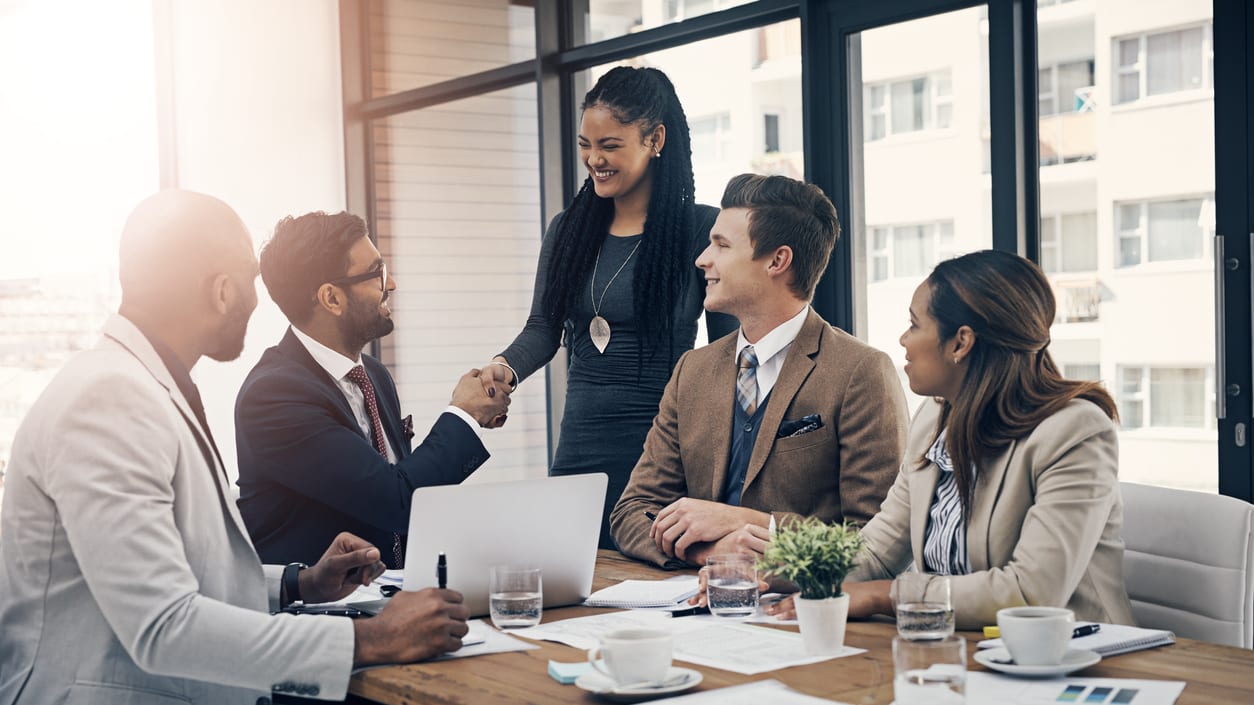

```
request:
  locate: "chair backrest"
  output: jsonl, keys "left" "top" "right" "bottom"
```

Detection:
{"left": 1120, "top": 481, "right": 1254, "bottom": 648}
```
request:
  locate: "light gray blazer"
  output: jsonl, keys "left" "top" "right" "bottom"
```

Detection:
{"left": 850, "top": 398, "right": 1135, "bottom": 630}
{"left": 0, "top": 315, "right": 354, "bottom": 705}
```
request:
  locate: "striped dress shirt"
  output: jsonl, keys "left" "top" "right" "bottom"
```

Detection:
{"left": 922, "top": 429, "right": 972, "bottom": 575}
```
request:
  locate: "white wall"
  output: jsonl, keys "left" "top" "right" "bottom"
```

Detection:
{"left": 161, "top": 0, "right": 346, "bottom": 482}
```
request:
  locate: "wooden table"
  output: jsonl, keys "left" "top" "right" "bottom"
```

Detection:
{"left": 349, "top": 551, "right": 1254, "bottom": 704}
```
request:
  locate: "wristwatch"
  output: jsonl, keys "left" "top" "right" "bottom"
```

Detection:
{"left": 283, "top": 562, "right": 308, "bottom": 607}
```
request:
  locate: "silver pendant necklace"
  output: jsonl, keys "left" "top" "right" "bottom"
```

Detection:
{"left": 589, "top": 238, "right": 643, "bottom": 354}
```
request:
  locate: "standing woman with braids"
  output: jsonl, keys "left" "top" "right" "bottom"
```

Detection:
{"left": 732, "top": 251, "right": 1134, "bottom": 628}
{"left": 480, "top": 66, "right": 735, "bottom": 548}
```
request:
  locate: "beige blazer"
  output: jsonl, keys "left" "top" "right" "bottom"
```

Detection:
{"left": 611, "top": 309, "right": 908, "bottom": 567}
{"left": 850, "top": 398, "right": 1136, "bottom": 629}
{"left": 0, "top": 316, "right": 354, "bottom": 705}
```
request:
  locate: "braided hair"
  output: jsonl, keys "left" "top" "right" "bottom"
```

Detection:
{"left": 540, "top": 66, "right": 697, "bottom": 366}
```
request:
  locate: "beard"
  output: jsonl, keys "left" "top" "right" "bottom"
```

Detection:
{"left": 343, "top": 289, "right": 395, "bottom": 353}
{"left": 205, "top": 296, "right": 252, "bottom": 362}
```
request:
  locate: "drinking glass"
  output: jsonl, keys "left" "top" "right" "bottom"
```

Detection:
{"left": 892, "top": 635, "right": 967, "bottom": 705}
{"left": 488, "top": 566, "right": 542, "bottom": 629}
{"left": 705, "top": 554, "right": 758, "bottom": 618}
{"left": 891, "top": 572, "right": 954, "bottom": 640}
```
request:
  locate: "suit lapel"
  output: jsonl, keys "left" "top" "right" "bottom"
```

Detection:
{"left": 704, "top": 336, "right": 739, "bottom": 501}
{"left": 966, "top": 440, "right": 1017, "bottom": 572}
{"left": 277, "top": 328, "right": 364, "bottom": 439}
{"left": 741, "top": 310, "right": 821, "bottom": 493}
{"left": 103, "top": 316, "right": 254, "bottom": 544}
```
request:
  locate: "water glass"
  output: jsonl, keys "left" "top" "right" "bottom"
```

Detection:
{"left": 892, "top": 635, "right": 967, "bottom": 705}
{"left": 891, "top": 572, "right": 954, "bottom": 640}
{"left": 705, "top": 554, "right": 758, "bottom": 618}
{"left": 488, "top": 566, "right": 542, "bottom": 629}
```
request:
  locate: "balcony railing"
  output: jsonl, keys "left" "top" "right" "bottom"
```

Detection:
{"left": 1053, "top": 277, "right": 1102, "bottom": 323}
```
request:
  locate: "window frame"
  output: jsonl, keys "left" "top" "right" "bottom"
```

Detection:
{"left": 1113, "top": 23, "right": 1215, "bottom": 107}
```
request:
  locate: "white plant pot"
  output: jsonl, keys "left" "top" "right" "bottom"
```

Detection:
{"left": 794, "top": 594, "right": 850, "bottom": 656}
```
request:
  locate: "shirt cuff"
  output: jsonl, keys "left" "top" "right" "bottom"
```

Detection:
{"left": 445, "top": 405, "right": 484, "bottom": 438}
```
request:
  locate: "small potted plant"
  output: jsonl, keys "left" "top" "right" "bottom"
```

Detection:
{"left": 757, "top": 517, "right": 864, "bottom": 655}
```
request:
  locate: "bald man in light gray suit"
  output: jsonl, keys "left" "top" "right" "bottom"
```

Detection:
{"left": 0, "top": 191, "right": 469, "bottom": 705}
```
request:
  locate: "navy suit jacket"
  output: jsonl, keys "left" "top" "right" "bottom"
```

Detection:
{"left": 235, "top": 328, "right": 489, "bottom": 568}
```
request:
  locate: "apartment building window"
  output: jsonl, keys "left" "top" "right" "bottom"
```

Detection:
{"left": 868, "top": 221, "right": 955, "bottom": 282}
{"left": 1114, "top": 25, "right": 1213, "bottom": 104}
{"left": 1039, "top": 60, "right": 1094, "bottom": 117}
{"left": 864, "top": 71, "right": 952, "bottom": 141}
{"left": 1040, "top": 212, "right": 1097, "bottom": 273}
{"left": 1118, "top": 366, "right": 1213, "bottom": 430}
{"left": 1116, "top": 196, "right": 1212, "bottom": 267}
{"left": 1063, "top": 363, "right": 1101, "bottom": 382}
{"left": 689, "top": 112, "right": 733, "bottom": 162}
{"left": 764, "top": 113, "right": 780, "bottom": 153}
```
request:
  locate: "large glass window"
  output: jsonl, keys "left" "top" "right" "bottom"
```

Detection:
{"left": 1043, "top": 0, "right": 1216, "bottom": 493}
{"left": 372, "top": 86, "right": 547, "bottom": 484}
{"left": 855, "top": 7, "right": 993, "bottom": 412}
{"left": 367, "top": 0, "right": 535, "bottom": 96}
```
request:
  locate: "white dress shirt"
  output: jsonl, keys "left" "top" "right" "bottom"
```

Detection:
{"left": 734, "top": 305, "right": 810, "bottom": 407}
{"left": 289, "top": 327, "right": 480, "bottom": 460}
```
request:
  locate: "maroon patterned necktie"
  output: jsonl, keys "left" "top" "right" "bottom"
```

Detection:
{"left": 345, "top": 364, "right": 403, "bottom": 568}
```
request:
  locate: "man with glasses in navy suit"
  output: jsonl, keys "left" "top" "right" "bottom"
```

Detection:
{"left": 235, "top": 211, "right": 510, "bottom": 570}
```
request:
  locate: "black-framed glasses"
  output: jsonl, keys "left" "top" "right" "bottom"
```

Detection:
{"left": 328, "top": 263, "right": 387, "bottom": 292}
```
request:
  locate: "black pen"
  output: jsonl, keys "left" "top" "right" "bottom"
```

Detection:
{"left": 669, "top": 605, "right": 709, "bottom": 618}
{"left": 1072, "top": 623, "right": 1101, "bottom": 638}
{"left": 437, "top": 552, "right": 447, "bottom": 589}
{"left": 645, "top": 511, "right": 657, "bottom": 521}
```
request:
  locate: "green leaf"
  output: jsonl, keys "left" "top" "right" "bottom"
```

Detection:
{"left": 756, "top": 517, "right": 864, "bottom": 600}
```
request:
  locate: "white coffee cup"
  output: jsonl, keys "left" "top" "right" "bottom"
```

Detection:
{"left": 996, "top": 606, "right": 1075, "bottom": 666}
{"left": 586, "top": 628, "right": 673, "bottom": 686}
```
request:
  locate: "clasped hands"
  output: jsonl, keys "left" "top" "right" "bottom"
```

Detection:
{"left": 450, "top": 364, "right": 513, "bottom": 429}
{"left": 647, "top": 498, "right": 772, "bottom": 565}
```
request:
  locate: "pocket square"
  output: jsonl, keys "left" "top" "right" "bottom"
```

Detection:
{"left": 777, "top": 414, "right": 823, "bottom": 439}
{"left": 401, "top": 414, "right": 415, "bottom": 441}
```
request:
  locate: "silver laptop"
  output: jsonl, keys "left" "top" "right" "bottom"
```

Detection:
{"left": 401, "top": 473, "right": 607, "bottom": 617}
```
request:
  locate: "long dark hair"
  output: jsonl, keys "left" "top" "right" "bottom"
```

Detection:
{"left": 540, "top": 66, "right": 696, "bottom": 363}
{"left": 925, "top": 250, "right": 1118, "bottom": 515}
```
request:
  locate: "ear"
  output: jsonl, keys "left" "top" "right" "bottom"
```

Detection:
{"left": 648, "top": 123, "right": 666, "bottom": 155}
{"left": 764, "top": 245, "right": 794, "bottom": 279}
{"left": 208, "top": 274, "right": 232, "bottom": 315}
{"left": 949, "top": 325, "right": 976, "bottom": 364}
{"left": 315, "top": 282, "right": 348, "bottom": 317}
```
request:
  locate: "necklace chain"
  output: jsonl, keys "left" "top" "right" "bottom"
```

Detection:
{"left": 590, "top": 239, "right": 643, "bottom": 315}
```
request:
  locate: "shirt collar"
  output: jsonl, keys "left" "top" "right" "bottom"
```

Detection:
{"left": 926, "top": 428, "right": 954, "bottom": 474}
{"left": 736, "top": 305, "right": 809, "bottom": 365}
{"left": 290, "top": 325, "right": 360, "bottom": 382}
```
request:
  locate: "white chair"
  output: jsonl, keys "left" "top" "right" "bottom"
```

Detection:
{"left": 1120, "top": 481, "right": 1254, "bottom": 648}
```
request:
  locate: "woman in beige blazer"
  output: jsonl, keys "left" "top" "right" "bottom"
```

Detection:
{"left": 741, "top": 250, "right": 1135, "bottom": 629}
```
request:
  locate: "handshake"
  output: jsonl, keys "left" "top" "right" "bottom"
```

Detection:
{"left": 449, "top": 358, "right": 517, "bottom": 429}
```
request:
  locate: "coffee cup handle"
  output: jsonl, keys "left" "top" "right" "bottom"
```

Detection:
{"left": 587, "top": 646, "right": 615, "bottom": 680}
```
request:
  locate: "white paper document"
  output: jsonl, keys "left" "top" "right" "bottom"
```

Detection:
{"left": 508, "top": 610, "right": 686, "bottom": 650}
{"left": 671, "top": 623, "right": 865, "bottom": 675}
{"left": 978, "top": 623, "right": 1175, "bottom": 657}
{"left": 351, "top": 620, "right": 534, "bottom": 673}
{"left": 966, "top": 672, "right": 1185, "bottom": 705}
{"left": 648, "top": 678, "right": 854, "bottom": 704}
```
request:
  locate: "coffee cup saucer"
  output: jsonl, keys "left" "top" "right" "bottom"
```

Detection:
{"left": 974, "top": 647, "right": 1101, "bottom": 677}
{"left": 575, "top": 666, "right": 702, "bottom": 701}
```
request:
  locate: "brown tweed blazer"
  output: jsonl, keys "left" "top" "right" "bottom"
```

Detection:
{"left": 610, "top": 308, "right": 909, "bottom": 567}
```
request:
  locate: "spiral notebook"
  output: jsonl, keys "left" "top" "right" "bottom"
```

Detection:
{"left": 978, "top": 622, "right": 1175, "bottom": 657}
{"left": 583, "top": 576, "right": 701, "bottom": 608}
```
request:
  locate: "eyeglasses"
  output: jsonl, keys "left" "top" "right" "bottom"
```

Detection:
{"left": 328, "top": 263, "right": 387, "bottom": 292}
